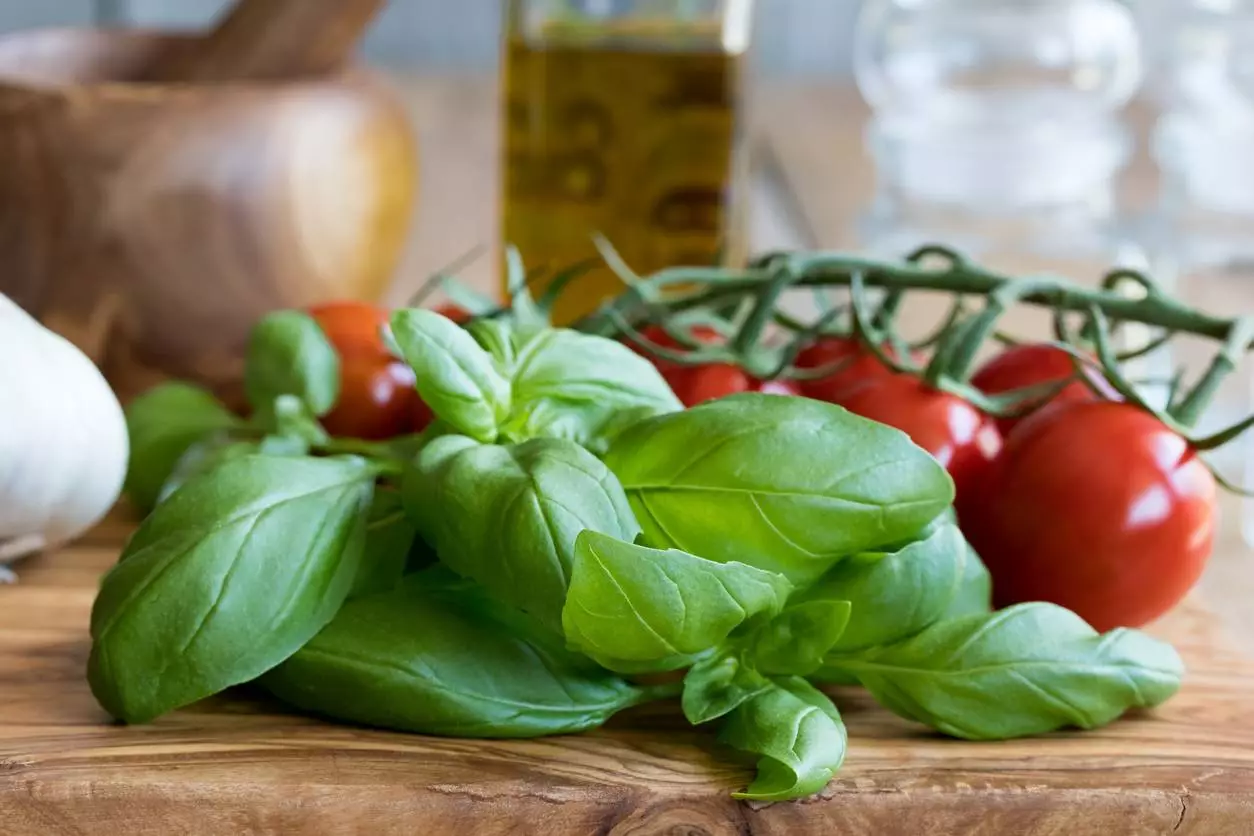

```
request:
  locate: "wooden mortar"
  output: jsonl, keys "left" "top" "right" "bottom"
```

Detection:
{"left": 0, "top": 27, "right": 417, "bottom": 404}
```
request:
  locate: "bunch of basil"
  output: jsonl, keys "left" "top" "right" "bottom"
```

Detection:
{"left": 91, "top": 308, "right": 1185, "bottom": 803}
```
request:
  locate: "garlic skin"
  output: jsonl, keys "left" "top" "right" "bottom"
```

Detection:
{"left": 0, "top": 294, "right": 129, "bottom": 569}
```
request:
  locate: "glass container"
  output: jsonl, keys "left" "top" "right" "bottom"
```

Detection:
{"left": 502, "top": 0, "right": 754, "bottom": 324}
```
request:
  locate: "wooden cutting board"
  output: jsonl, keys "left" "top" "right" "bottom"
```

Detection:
{"left": 0, "top": 510, "right": 1252, "bottom": 836}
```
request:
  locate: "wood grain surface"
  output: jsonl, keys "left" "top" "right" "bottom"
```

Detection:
{"left": 0, "top": 28, "right": 416, "bottom": 405}
{"left": 0, "top": 511, "right": 1252, "bottom": 835}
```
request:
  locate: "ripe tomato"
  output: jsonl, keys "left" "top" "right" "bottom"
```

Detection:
{"left": 956, "top": 401, "right": 1216, "bottom": 632}
{"left": 972, "top": 344, "right": 1110, "bottom": 435}
{"left": 308, "top": 301, "right": 390, "bottom": 355}
{"left": 626, "top": 324, "right": 721, "bottom": 375}
{"left": 669, "top": 364, "right": 800, "bottom": 407}
{"left": 839, "top": 375, "right": 1003, "bottom": 491}
{"left": 795, "top": 337, "right": 907, "bottom": 406}
{"left": 322, "top": 354, "right": 422, "bottom": 441}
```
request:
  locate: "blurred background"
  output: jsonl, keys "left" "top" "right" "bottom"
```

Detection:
{"left": 1, "top": 0, "right": 1170, "bottom": 82}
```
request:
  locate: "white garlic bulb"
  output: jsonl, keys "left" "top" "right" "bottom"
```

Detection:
{"left": 0, "top": 294, "right": 129, "bottom": 574}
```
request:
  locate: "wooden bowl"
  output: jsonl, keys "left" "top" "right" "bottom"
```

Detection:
{"left": 0, "top": 28, "right": 417, "bottom": 404}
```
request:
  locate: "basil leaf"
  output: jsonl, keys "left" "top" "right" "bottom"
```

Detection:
{"left": 800, "top": 524, "right": 974, "bottom": 654}
{"left": 468, "top": 317, "right": 532, "bottom": 372}
{"left": 404, "top": 436, "right": 639, "bottom": 633}
{"left": 720, "top": 677, "right": 848, "bottom": 802}
{"left": 604, "top": 394, "right": 953, "bottom": 584}
{"left": 157, "top": 436, "right": 258, "bottom": 505}
{"left": 88, "top": 456, "right": 375, "bottom": 724}
{"left": 682, "top": 649, "right": 771, "bottom": 725}
{"left": 124, "top": 383, "right": 243, "bottom": 512}
{"left": 503, "top": 329, "right": 682, "bottom": 454}
{"left": 245, "top": 311, "right": 340, "bottom": 417}
{"left": 350, "top": 489, "right": 417, "bottom": 600}
{"left": 829, "top": 603, "right": 1185, "bottom": 740}
{"left": 562, "top": 532, "right": 793, "bottom": 673}
{"left": 748, "top": 600, "right": 851, "bottom": 676}
{"left": 390, "top": 309, "right": 511, "bottom": 443}
{"left": 263, "top": 570, "right": 646, "bottom": 738}
{"left": 944, "top": 542, "right": 993, "bottom": 619}
{"left": 266, "top": 394, "right": 330, "bottom": 447}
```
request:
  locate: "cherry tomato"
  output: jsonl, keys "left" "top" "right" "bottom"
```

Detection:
{"left": 956, "top": 401, "right": 1215, "bottom": 632}
{"left": 839, "top": 375, "right": 1003, "bottom": 491}
{"left": 972, "top": 344, "right": 1111, "bottom": 435}
{"left": 626, "top": 324, "right": 721, "bottom": 375}
{"left": 669, "top": 364, "right": 801, "bottom": 407}
{"left": 433, "top": 303, "right": 472, "bottom": 325}
{"left": 321, "top": 353, "right": 422, "bottom": 441}
{"left": 795, "top": 337, "right": 909, "bottom": 406}
{"left": 308, "top": 301, "right": 390, "bottom": 354}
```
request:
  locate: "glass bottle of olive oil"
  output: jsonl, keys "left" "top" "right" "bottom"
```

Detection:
{"left": 503, "top": 0, "right": 754, "bottom": 324}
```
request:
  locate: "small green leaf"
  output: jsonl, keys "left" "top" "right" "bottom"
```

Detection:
{"left": 682, "top": 649, "right": 771, "bottom": 725}
{"left": 943, "top": 542, "right": 993, "bottom": 619}
{"left": 828, "top": 603, "right": 1185, "bottom": 740}
{"left": 503, "top": 328, "right": 682, "bottom": 454}
{"left": 604, "top": 394, "right": 953, "bottom": 584}
{"left": 264, "top": 569, "right": 646, "bottom": 738}
{"left": 562, "top": 532, "right": 793, "bottom": 674}
{"left": 350, "top": 489, "right": 417, "bottom": 600}
{"left": 404, "top": 437, "right": 639, "bottom": 633}
{"left": 245, "top": 311, "right": 341, "bottom": 417}
{"left": 390, "top": 309, "right": 511, "bottom": 443}
{"left": 88, "top": 456, "right": 375, "bottom": 724}
{"left": 748, "top": 600, "right": 851, "bottom": 677}
{"left": 124, "top": 383, "right": 243, "bottom": 512}
{"left": 720, "top": 677, "right": 848, "bottom": 802}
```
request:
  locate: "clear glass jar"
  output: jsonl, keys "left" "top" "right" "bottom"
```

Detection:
{"left": 502, "top": 0, "right": 755, "bottom": 324}
{"left": 852, "top": 0, "right": 1156, "bottom": 385}
{"left": 1150, "top": 0, "right": 1254, "bottom": 556}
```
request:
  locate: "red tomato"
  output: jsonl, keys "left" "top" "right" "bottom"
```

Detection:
{"left": 839, "top": 375, "right": 1003, "bottom": 491}
{"left": 433, "top": 303, "right": 472, "bottom": 325}
{"left": 627, "top": 324, "right": 721, "bottom": 374}
{"left": 956, "top": 401, "right": 1215, "bottom": 632}
{"left": 972, "top": 344, "right": 1110, "bottom": 435}
{"left": 321, "top": 353, "right": 422, "bottom": 441}
{"left": 308, "top": 301, "right": 389, "bottom": 354}
{"left": 669, "top": 364, "right": 801, "bottom": 407}
{"left": 795, "top": 337, "right": 907, "bottom": 406}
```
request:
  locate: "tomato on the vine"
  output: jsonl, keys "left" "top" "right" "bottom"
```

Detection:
{"left": 839, "top": 375, "right": 1003, "bottom": 492}
{"left": 322, "top": 354, "right": 421, "bottom": 441}
{"left": 668, "top": 364, "right": 800, "bottom": 407}
{"left": 795, "top": 337, "right": 909, "bottom": 406}
{"left": 306, "top": 300, "right": 462, "bottom": 440}
{"left": 956, "top": 400, "right": 1215, "bottom": 632}
{"left": 972, "top": 343, "right": 1109, "bottom": 434}
{"left": 626, "top": 324, "right": 720, "bottom": 377}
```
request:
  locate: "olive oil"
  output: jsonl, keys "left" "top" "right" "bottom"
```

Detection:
{"left": 502, "top": 19, "right": 749, "bottom": 324}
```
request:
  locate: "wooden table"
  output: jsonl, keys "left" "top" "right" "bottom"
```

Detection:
{"left": 3, "top": 76, "right": 1254, "bottom": 835}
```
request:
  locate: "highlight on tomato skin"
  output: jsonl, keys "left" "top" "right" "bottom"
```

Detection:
{"left": 956, "top": 400, "right": 1216, "bottom": 633}
{"left": 838, "top": 374, "right": 1003, "bottom": 495}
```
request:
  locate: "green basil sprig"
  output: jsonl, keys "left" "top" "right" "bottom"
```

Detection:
{"left": 561, "top": 531, "right": 793, "bottom": 674}
{"left": 404, "top": 436, "right": 640, "bottom": 633}
{"left": 604, "top": 394, "right": 954, "bottom": 584}
{"left": 503, "top": 328, "right": 682, "bottom": 454}
{"left": 123, "top": 383, "right": 243, "bottom": 511}
{"left": 350, "top": 489, "right": 418, "bottom": 600}
{"left": 390, "top": 309, "right": 512, "bottom": 443}
{"left": 88, "top": 455, "right": 375, "bottom": 723}
{"left": 264, "top": 569, "right": 648, "bottom": 738}
{"left": 825, "top": 603, "right": 1185, "bottom": 740}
